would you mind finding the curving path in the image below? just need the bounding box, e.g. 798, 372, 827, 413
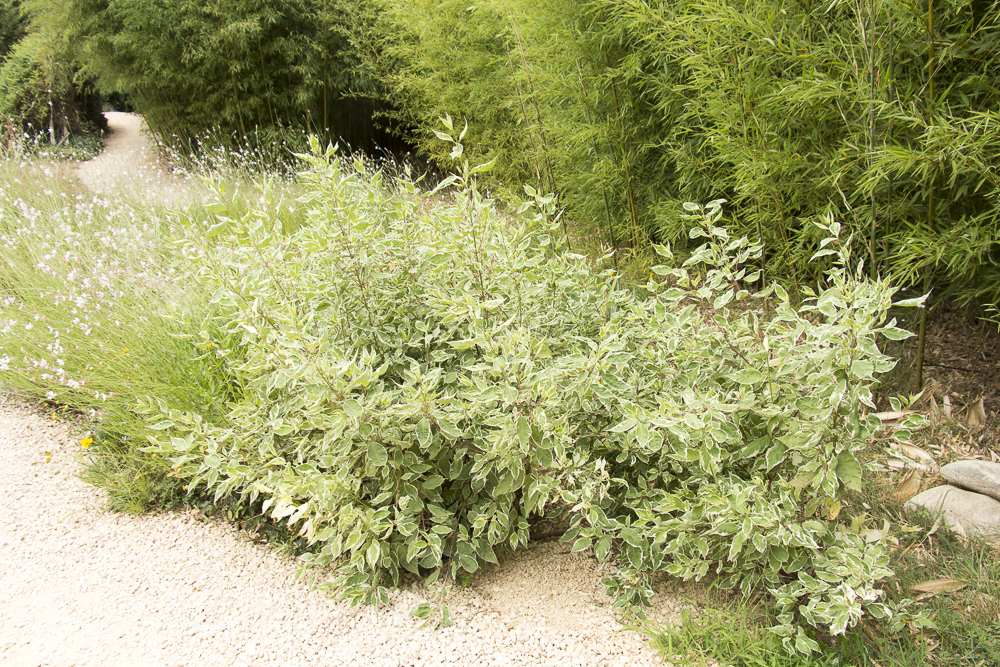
1, 114, 695, 666
74, 111, 193, 205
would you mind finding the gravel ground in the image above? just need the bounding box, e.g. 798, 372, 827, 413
0, 116, 703, 666
0, 373, 693, 667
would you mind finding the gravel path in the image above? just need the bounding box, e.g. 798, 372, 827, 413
0, 115, 698, 666
73, 111, 194, 205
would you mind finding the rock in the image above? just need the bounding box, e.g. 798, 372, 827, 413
940, 460, 1000, 502
905, 485, 1000, 541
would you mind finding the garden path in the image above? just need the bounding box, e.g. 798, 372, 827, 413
0, 114, 694, 667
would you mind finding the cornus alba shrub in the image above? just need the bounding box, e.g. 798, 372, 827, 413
141, 128, 922, 653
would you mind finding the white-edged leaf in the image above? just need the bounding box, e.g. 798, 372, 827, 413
417, 418, 431, 447
894, 294, 929, 308
880, 326, 914, 340
731, 369, 764, 385
367, 441, 387, 467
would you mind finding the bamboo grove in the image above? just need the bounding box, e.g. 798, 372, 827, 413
6, 0, 1000, 311
359, 0, 1000, 317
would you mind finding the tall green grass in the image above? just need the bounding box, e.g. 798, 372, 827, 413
0, 149, 300, 511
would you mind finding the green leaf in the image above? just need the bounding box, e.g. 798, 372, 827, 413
731, 369, 764, 385
366, 541, 381, 569
836, 452, 863, 491
619, 526, 643, 549
148, 421, 174, 431
417, 418, 431, 447
609, 417, 638, 433
438, 418, 462, 439
367, 441, 388, 467
794, 632, 821, 654
469, 156, 497, 175
517, 416, 530, 449
503, 386, 518, 405
422, 474, 445, 490
409, 603, 433, 619
894, 295, 928, 308
594, 536, 612, 561
571, 537, 592, 552
205, 219, 229, 238
476, 541, 499, 565
880, 326, 914, 340
170, 436, 194, 451
765, 443, 787, 471
344, 399, 363, 418
850, 360, 875, 379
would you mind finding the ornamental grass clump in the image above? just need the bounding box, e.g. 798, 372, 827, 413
140, 122, 925, 653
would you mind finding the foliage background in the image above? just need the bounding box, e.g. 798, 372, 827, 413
357, 0, 1000, 309
64, 0, 407, 156
0, 0, 105, 143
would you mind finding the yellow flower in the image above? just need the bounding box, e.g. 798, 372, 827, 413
81, 437, 93, 449
44, 451, 51, 463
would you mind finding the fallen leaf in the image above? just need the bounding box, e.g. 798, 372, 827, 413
926, 515, 942, 538
887, 459, 907, 470
967, 397, 986, 433
874, 411, 915, 423
928, 395, 949, 425
892, 441, 938, 469
912, 579, 966, 594
942, 395, 953, 418
895, 471, 921, 501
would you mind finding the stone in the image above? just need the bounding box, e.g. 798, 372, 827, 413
904, 485, 1000, 542
940, 460, 1000, 502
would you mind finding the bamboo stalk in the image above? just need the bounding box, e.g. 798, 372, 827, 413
504, 45, 543, 187
868, 0, 878, 277
604, 50, 642, 249
916, 0, 936, 390
576, 59, 619, 270
507, 11, 556, 196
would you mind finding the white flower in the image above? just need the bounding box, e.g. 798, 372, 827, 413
46, 391, 56, 400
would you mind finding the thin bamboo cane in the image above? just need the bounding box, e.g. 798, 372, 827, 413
576, 59, 619, 270
916, 0, 937, 390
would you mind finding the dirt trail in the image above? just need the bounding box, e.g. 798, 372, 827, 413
1, 114, 695, 666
